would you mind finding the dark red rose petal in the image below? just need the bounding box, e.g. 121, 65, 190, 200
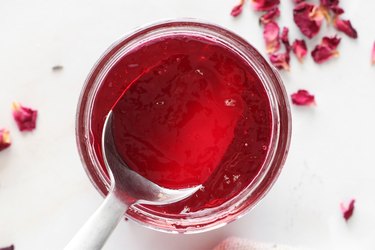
372, 42, 375, 65
293, 0, 305, 4
334, 17, 358, 39
259, 8, 280, 24
311, 36, 341, 63
269, 52, 290, 71
231, 0, 245, 17
291, 89, 315, 106
292, 39, 308, 62
12, 102, 38, 132
293, 2, 324, 39
252, 0, 280, 11
340, 199, 355, 221
322, 36, 341, 49
311, 45, 338, 63
0, 245, 14, 250
330, 6, 344, 15
0, 128, 11, 152
263, 21, 281, 54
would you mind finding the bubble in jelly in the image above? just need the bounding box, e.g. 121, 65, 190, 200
195, 69, 204, 75
224, 98, 236, 107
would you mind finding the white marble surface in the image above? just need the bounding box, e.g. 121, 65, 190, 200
1, 0, 375, 249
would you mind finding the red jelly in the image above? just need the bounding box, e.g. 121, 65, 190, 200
77, 20, 291, 233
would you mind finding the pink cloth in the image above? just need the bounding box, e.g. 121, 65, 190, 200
213, 237, 308, 250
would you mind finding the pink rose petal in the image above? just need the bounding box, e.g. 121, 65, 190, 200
251, 0, 280, 11
320, 0, 339, 9
334, 17, 358, 39
263, 21, 281, 54
293, 2, 324, 39
291, 89, 315, 106
259, 8, 280, 24
292, 39, 308, 62
0, 128, 11, 152
231, 0, 245, 17
269, 52, 290, 71
311, 36, 341, 63
281, 27, 291, 52
372, 42, 375, 65
340, 199, 355, 221
12, 102, 38, 132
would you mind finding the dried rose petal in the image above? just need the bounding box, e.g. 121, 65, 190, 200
340, 199, 355, 221
0, 245, 14, 250
12, 102, 38, 132
319, 0, 344, 15
311, 46, 338, 63
259, 8, 280, 25
281, 27, 291, 52
294, 0, 305, 3
322, 36, 341, 49
0, 129, 11, 152
291, 89, 315, 106
293, 2, 324, 39
263, 21, 280, 54
269, 52, 290, 71
330, 6, 344, 15
334, 17, 358, 39
372, 42, 375, 65
251, 0, 280, 11
320, 0, 339, 8
292, 39, 308, 62
311, 36, 341, 63
319, 6, 332, 24
231, 0, 245, 17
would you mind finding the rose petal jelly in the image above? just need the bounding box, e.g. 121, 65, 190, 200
77, 20, 291, 232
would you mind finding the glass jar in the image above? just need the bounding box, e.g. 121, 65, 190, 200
76, 19, 291, 233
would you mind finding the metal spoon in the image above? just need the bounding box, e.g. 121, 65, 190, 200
65, 111, 200, 250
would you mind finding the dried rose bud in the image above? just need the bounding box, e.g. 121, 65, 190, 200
292, 39, 308, 62
269, 52, 290, 71
0, 245, 14, 250
334, 17, 358, 39
251, 0, 280, 11
259, 8, 280, 25
231, 0, 245, 17
293, 2, 324, 39
0, 129, 11, 152
291, 89, 315, 106
12, 102, 38, 132
372, 42, 375, 65
263, 21, 281, 54
311, 36, 341, 63
281, 27, 291, 52
340, 199, 355, 221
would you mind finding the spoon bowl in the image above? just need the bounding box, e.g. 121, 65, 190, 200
65, 111, 201, 250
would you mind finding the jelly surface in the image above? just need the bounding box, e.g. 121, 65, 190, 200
91, 34, 272, 213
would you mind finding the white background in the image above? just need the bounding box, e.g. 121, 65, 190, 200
1, 0, 374, 249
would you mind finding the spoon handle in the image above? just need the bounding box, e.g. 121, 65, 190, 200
64, 192, 127, 250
